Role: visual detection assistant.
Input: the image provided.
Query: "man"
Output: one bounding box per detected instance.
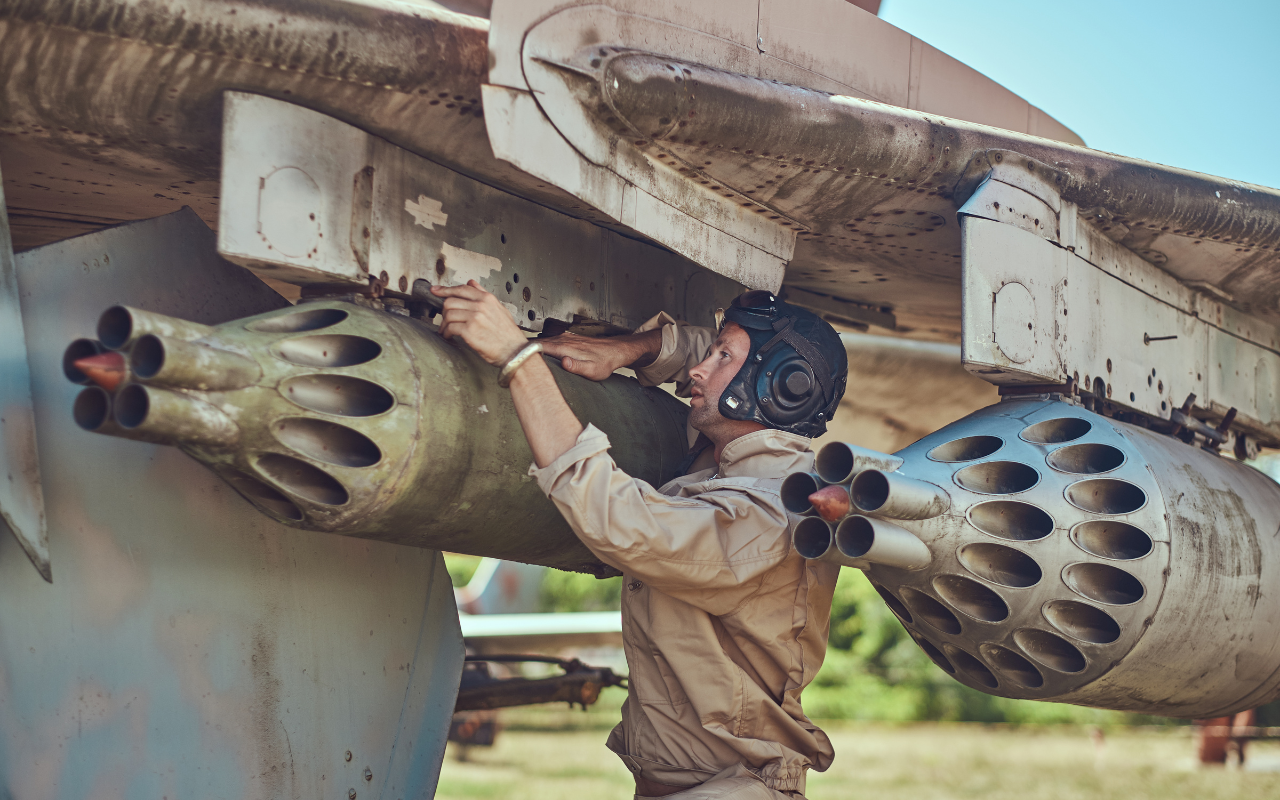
[432,281,849,799]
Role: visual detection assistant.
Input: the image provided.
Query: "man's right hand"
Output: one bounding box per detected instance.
[539,329,662,381]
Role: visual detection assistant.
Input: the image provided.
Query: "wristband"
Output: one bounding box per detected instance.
[497,342,544,388]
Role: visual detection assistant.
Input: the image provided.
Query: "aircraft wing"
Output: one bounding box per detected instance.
[4,0,1275,449]
[480,0,1280,450]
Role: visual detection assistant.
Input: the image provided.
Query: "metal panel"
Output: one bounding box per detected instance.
[1,208,463,798]
[487,0,762,90]
[0,165,48,580]
[959,214,1280,443]
[505,5,798,290]
[218,92,740,331]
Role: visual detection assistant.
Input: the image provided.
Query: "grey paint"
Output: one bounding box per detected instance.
[1,208,464,798]
[0,162,48,579]
[796,396,1280,717]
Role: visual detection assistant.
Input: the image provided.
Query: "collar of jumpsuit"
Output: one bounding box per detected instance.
[530,422,838,798]
[687,426,812,481]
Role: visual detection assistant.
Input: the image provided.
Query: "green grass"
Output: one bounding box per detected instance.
[437,722,1280,800]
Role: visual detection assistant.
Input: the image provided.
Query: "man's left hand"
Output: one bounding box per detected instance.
[432,281,528,366]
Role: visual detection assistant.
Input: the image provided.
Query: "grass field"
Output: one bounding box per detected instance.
[436,712,1280,800]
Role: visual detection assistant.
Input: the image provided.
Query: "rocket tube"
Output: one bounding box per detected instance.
[834,515,932,570]
[114,383,240,448]
[130,334,261,391]
[850,469,951,520]
[97,305,214,350]
[813,440,904,484]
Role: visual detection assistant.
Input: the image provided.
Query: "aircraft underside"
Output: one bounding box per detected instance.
[2,0,1279,796]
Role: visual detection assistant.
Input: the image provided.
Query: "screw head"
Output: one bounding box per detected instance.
[345,751,353,762]
[364,768,373,782]
[348,790,357,800]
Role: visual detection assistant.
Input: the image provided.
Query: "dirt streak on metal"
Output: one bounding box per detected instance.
[0,0,495,248]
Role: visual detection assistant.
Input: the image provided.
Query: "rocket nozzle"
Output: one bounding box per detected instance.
[73,351,128,391]
[808,485,851,522]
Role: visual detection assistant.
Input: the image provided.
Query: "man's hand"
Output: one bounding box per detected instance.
[433,281,586,468]
[539,330,662,381]
[432,281,528,366]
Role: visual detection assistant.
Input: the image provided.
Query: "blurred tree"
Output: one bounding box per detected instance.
[539,569,623,613]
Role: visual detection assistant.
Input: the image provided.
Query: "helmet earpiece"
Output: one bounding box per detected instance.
[755,348,823,427]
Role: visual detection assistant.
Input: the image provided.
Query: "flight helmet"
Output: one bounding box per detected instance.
[718,291,848,437]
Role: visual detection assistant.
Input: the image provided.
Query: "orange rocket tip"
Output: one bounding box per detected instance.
[74,351,127,392]
[809,485,851,522]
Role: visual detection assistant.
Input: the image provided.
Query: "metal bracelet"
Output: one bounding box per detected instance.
[497,342,544,388]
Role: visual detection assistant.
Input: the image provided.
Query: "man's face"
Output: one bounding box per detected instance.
[687,322,751,431]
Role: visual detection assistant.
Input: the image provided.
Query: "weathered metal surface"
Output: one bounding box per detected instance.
[4,0,1216,359]
[2,207,464,798]
[960,214,1280,445]
[527,46,1280,339]
[485,0,1077,293]
[488,0,1079,142]
[789,397,1280,718]
[7,0,1278,364]
[218,92,742,332]
[0,162,48,579]
[69,294,692,576]
[0,0,571,249]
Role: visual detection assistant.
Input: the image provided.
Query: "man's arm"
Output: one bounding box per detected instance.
[537,329,662,381]
[432,281,583,467]
[432,281,707,465]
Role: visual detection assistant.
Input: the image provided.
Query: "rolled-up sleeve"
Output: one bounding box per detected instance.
[632,312,717,397]
[530,425,791,615]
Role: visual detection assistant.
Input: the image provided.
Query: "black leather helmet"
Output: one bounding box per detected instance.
[718,291,848,437]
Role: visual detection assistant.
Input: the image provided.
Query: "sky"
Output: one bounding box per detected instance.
[879,0,1280,189]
